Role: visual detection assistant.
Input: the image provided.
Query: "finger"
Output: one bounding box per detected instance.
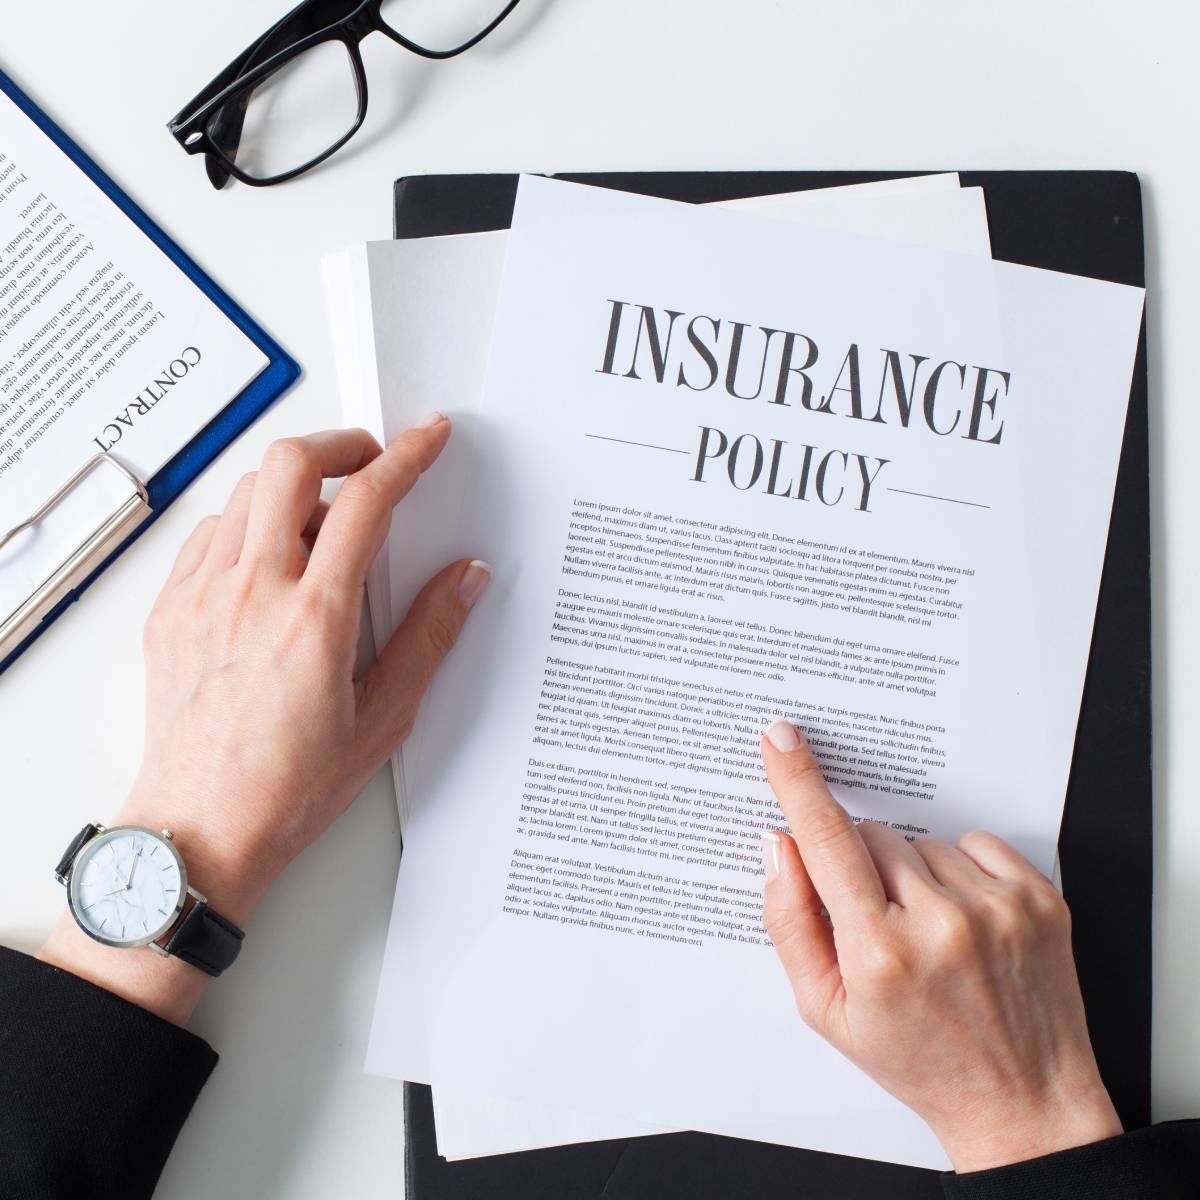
[351,557,490,766]
[762,830,844,1032]
[912,837,993,892]
[857,821,937,906]
[306,416,451,600]
[955,829,1052,887]
[164,515,219,587]
[243,429,383,572]
[201,471,258,572]
[762,720,887,926]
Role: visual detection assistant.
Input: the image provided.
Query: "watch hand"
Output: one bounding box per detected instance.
[126,852,139,890]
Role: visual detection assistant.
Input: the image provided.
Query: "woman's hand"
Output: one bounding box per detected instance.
[760,718,1121,1174]
[42,420,487,1023]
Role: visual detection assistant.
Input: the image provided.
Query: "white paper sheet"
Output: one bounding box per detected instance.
[323,243,395,673]
[721,172,963,203]
[428,184,998,1162]
[0,90,268,623]
[724,186,989,254]
[321,175,995,1158]
[366,177,1143,1168]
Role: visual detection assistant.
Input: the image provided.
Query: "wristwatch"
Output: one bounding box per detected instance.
[54,823,244,977]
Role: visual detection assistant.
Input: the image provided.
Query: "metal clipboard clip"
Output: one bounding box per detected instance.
[0,453,152,661]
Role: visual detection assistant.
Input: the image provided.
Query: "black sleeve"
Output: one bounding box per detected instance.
[941,1121,1200,1199]
[0,945,218,1200]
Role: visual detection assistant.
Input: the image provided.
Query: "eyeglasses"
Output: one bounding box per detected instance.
[167,0,522,189]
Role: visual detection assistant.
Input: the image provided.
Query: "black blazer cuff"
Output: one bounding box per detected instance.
[941,1120,1200,1200]
[0,945,218,1200]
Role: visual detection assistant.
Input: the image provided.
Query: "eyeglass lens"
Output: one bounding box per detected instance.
[206,40,360,182]
[377,0,516,53]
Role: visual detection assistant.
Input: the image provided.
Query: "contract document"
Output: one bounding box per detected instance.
[0,86,268,626]
[367,177,1144,1167]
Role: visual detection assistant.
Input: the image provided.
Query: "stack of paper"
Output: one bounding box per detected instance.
[323,175,1144,1168]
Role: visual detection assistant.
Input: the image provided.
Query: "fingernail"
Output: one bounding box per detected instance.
[416,411,447,429]
[766,719,803,753]
[762,833,781,882]
[458,560,492,608]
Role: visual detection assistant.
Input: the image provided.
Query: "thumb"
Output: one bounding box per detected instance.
[763,830,844,1034]
[353,558,491,766]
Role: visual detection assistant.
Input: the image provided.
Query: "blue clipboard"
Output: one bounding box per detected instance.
[0,67,300,676]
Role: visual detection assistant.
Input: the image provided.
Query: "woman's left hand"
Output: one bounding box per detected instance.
[42,420,487,1023]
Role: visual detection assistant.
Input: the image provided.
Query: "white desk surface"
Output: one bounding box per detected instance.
[2,3,1197,1196]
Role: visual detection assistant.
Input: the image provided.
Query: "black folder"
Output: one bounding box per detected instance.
[393,171,1152,1199]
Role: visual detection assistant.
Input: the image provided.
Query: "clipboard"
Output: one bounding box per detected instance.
[0,67,300,676]
[394,171,1152,1199]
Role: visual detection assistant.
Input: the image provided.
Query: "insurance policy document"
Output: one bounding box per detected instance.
[368,177,1144,1166]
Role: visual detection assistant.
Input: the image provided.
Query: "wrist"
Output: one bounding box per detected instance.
[41,798,265,1027]
[935,1077,1122,1173]
[40,909,207,1027]
[117,781,274,927]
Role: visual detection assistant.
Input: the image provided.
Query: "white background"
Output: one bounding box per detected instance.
[0,3,1196,1196]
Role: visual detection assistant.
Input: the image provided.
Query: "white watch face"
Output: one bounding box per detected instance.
[67,827,186,948]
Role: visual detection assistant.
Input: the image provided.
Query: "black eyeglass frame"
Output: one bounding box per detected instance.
[167,0,522,188]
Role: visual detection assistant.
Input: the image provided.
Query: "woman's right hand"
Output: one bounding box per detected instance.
[759,718,1122,1173]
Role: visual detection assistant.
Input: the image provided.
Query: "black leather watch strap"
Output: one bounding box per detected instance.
[55,823,98,883]
[162,900,244,977]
